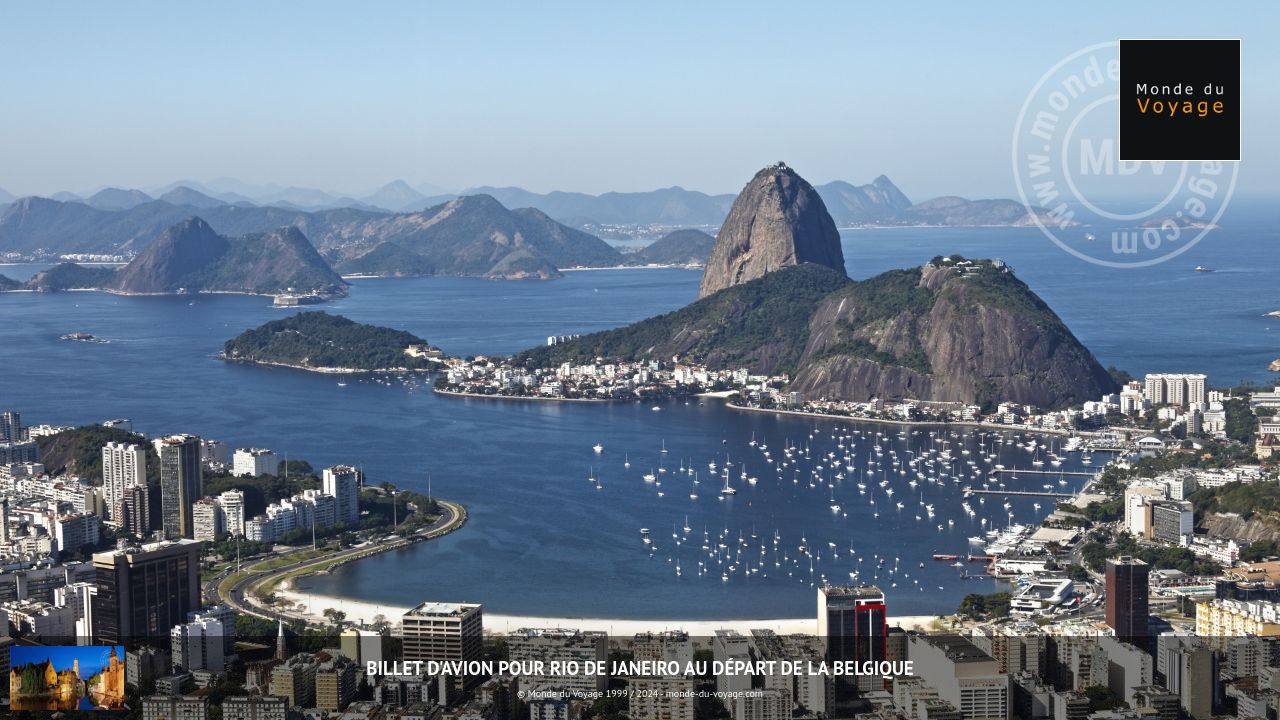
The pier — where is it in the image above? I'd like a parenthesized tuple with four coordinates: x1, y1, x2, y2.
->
(993, 468, 1098, 477)
(966, 488, 1074, 499)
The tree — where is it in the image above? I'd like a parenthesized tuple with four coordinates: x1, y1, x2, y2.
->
(1084, 685, 1126, 711)
(322, 608, 347, 627)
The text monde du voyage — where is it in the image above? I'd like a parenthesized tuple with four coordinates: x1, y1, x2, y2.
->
(1134, 82, 1228, 118)
(368, 659, 915, 678)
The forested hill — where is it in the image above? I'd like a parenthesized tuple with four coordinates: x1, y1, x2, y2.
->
(222, 311, 439, 371)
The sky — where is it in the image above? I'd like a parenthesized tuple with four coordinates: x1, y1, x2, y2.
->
(1, 1, 1276, 200)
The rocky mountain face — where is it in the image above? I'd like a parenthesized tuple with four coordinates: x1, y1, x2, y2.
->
(522, 260, 1114, 409)
(515, 166, 1114, 409)
(698, 163, 846, 298)
(788, 259, 1117, 408)
(113, 218, 229, 292)
(626, 229, 716, 266)
(111, 218, 347, 295)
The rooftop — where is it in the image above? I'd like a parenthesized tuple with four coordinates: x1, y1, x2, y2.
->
(821, 584, 885, 600)
(405, 601, 481, 618)
(916, 634, 995, 664)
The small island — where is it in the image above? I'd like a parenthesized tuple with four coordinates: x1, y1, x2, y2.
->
(222, 311, 442, 373)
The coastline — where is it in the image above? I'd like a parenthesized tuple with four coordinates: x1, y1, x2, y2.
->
(220, 353, 436, 375)
(274, 587, 941, 635)
(433, 386, 616, 403)
(432, 386, 735, 404)
(560, 264, 703, 272)
(725, 401, 1091, 438)
(4, 285, 344, 300)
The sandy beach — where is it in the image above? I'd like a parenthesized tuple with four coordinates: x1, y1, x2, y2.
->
(276, 587, 942, 635)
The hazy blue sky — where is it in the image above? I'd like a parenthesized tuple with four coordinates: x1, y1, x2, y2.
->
(1, 2, 1274, 199)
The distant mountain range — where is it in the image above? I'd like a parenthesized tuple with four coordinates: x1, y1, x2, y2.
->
(0, 192, 625, 281)
(0, 174, 1056, 232)
(331, 195, 622, 279)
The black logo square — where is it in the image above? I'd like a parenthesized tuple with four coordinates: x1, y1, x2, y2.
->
(1120, 39, 1240, 161)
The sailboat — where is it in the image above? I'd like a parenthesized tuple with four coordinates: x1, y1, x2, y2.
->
(720, 469, 737, 496)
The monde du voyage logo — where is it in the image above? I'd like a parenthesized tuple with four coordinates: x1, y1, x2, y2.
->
(1013, 40, 1241, 268)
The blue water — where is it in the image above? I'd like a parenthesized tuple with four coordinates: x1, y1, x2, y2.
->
(1, 204, 1276, 619)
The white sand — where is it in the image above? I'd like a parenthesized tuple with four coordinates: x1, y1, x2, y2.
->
(276, 587, 942, 635)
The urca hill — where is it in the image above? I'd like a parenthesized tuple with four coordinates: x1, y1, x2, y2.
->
(516, 163, 1117, 409)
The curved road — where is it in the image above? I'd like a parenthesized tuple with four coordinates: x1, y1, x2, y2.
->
(212, 499, 466, 623)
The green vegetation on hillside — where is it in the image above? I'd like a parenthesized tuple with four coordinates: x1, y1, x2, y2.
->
(1191, 481, 1280, 521)
(1079, 532, 1221, 576)
(812, 268, 934, 374)
(35, 425, 159, 482)
(1241, 539, 1280, 562)
(335, 241, 435, 276)
(949, 259, 1070, 334)
(513, 263, 852, 373)
(204, 471, 320, 519)
(1224, 398, 1259, 445)
(223, 311, 438, 371)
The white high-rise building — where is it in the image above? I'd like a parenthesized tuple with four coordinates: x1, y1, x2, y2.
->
(908, 634, 1009, 720)
(1185, 374, 1207, 406)
(233, 448, 277, 477)
(172, 617, 226, 672)
(218, 489, 246, 537)
(192, 498, 224, 542)
(1143, 373, 1208, 408)
(102, 442, 146, 525)
(323, 465, 359, 525)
